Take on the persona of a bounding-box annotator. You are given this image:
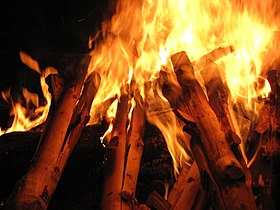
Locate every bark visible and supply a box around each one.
[4,55,91,210]
[159,70,194,122]
[201,60,253,190]
[168,162,200,210]
[200,60,234,134]
[191,187,207,210]
[102,87,130,210]
[190,128,257,210]
[55,72,100,186]
[160,71,195,155]
[121,92,146,209]
[146,191,171,210]
[192,45,234,69]
[248,69,280,209]
[45,74,64,106]
[171,51,257,210]
[171,51,244,180]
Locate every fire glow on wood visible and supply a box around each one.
[0,0,280,209]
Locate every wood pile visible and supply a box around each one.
[0,46,279,210]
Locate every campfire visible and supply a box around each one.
[0,0,280,209]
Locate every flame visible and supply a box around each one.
[145,81,191,174]
[0,52,52,136]
[87,0,279,173]
[1,0,279,173]
[100,98,119,144]
[0,76,51,135]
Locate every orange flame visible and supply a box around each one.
[0,52,51,136]
[1,0,279,174]
[0,77,51,135]
[87,0,279,173]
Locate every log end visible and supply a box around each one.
[171,52,196,85]
[214,156,245,180]
[171,51,191,69]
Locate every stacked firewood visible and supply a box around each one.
[0,43,279,210]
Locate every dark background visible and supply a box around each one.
[0,0,113,129]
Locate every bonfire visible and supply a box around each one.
[0,0,280,209]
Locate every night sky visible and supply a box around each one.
[0,0,112,128]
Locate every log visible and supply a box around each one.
[189,132,225,210]
[168,162,200,210]
[171,51,257,210]
[121,91,146,209]
[45,73,64,106]
[102,87,130,210]
[4,55,91,210]
[192,45,235,70]
[200,60,234,134]
[171,51,244,180]
[146,191,171,210]
[159,70,194,155]
[247,69,280,209]
[32,73,64,159]
[191,187,207,210]
[89,96,118,125]
[159,71,186,112]
[55,72,100,187]
[246,70,279,164]
[201,60,253,190]
[167,167,189,206]
[188,126,257,210]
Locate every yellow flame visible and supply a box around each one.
[0,76,51,136]
[2,0,279,173]
[145,81,191,174]
[87,0,279,172]
[100,98,119,144]
[0,52,52,136]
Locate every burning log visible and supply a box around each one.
[102,87,130,210]
[103,87,147,210]
[45,73,64,107]
[201,60,253,190]
[171,51,257,209]
[171,51,244,180]
[192,45,235,70]
[159,70,195,154]
[160,70,194,122]
[188,125,258,210]
[55,71,100,184]
[4,55,92,210]
[247,69,280,209]
[121,91,146,209]
[89,96,118,125]
[200,60,234,134]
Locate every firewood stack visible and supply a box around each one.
[0,44,279,210]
